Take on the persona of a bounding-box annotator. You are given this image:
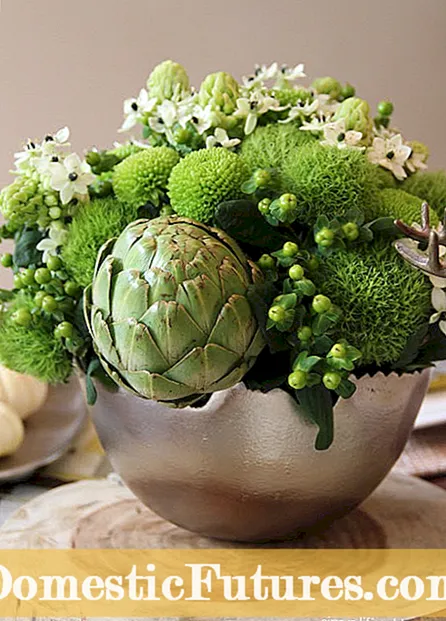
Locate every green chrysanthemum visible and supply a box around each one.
[147,60,190,102]
[315,241,432,366]
[0,176,59,231]
[113,147,179,210]
[109,143,146,161]
[282,142,381,224]
[62,197,140,288]
[375,188,439,226]
[168,148,249,223]
[0,293,72,383]
[402,171,446,219]
[240,123,316,183]
[199,71,240,115]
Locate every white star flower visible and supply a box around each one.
[430,286,446,335]
[236,91,286,135]
[148,100,178,134]
[299,113,331,133]
[120,89,157,132]
[406,151,428,174]
[274,63,306,88]
[320,119,364,150]
[280,98,319,123]
[205,128,240,149]
[36,223,68,262]
[367,134,412,180]
[49,153,95,204]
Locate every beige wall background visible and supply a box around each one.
[0,0,445,284]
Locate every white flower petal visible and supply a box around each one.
[244,113,258,135]
[430,276,446,288]
[432,287,446,311]
[439,320,446,336]
[60,183,74,205]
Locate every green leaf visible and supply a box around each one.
[241,179,258,194]
[391,324,428,370]
[364,217,400,237]
[336,378,357,399]
[275,293,297,310]
[312,313,333,336]
[293,351,321,372]
[13,228,44,268]
[0,289,14,302]
[86,374,97,406]
[247,282,289,352]
[344,207,365,226]
[327,356,355,371]
[297,385,334,450]
[313,335,334,355]
[271,250,295,268]
[314,215,330,233]
[214,200,288,250]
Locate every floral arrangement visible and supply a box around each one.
[1,60,446,450]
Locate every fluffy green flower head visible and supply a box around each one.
[403,171,446,219]
[333,97,373,145]
[315,241,431,366]
[113,147,179,210]
[0,176,59,231]
[311,76,342,99]
[408,140,429,164]
[62,196,140,288]
[198,72,240,115]
[376,188,439,226]
[374,166,397,190]
[0,293,72,384]
[147,60,190,102]
[282,142,381,224]
[240,123,316,184]
[109,143,146,162]
[168,148,249,223]
[271,87,312,107]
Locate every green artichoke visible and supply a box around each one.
[84,217,265,407]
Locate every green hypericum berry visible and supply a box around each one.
[312,294,332,314]
[283,241,299,257]
[298,326,312,341]
[341,83,355,99]
[289,264,304,280]
[377,100,394,117]
[13,274,23,289]
[46,255,62,271]
[253,169,271,188]
[35,267,51,285]
[42,295,58,313]
[315,227,335,247]
[21,268,36,286]
[288,370,307,390]
[34,291,47,308]
[342,222,359,241]
[307,256,319,272]
[268,305,286,323]
[329,343,347,358]
[64,281,80,297]
[279,193,297,210]
[55,321,74,339]
[11,308,32,327]
[258,198,271,215]
[258,254,275,270]
[49,207,62,220]
[1,253,13,268]
[323,371,342,390]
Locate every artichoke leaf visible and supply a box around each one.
[144,268,178,306]
[109,319,167,373]
[139,300,207,365]
[91,256,115,316]
[91,308,122,369]
[112,219,149,260]
[176,274,224,334]
[93,237,117,280]
[110,270,150,322]
[218,258,250,298]
[164,343,240,391]
[122,234,157,272]
[121,369,194,401]
[207,294,256,356]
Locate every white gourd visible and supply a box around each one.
[0,403,24,457]
[0,366,48,420]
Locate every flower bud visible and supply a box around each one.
[333,97,373,145]
[199,72,240,115]
[311,76,342,99]
[147,60,190,101]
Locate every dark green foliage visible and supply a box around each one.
[0,293,72,383]
[282,143,382,225]
[402,171,446,219]
[314,240,432,366]
[62,197,139,288]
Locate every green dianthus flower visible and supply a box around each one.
[271,88,312,108]
[168,148,249,223]
[0,292,72,384]
[402,171,446,219]
[113,147,179,210]
[199,72,240,115]
[315,240,432,366]
[62,196,140,288]
[282,142,381,224]
[147,60,190,102]
[376,188,439,226]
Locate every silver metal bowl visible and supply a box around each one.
[90,370,430,542]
